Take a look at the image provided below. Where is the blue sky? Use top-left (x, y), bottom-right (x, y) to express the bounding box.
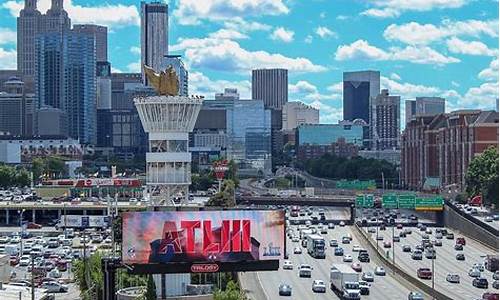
top-left (0, 0), bottom-right (498, 125)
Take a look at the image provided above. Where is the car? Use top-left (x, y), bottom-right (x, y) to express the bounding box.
top-left (436, 232), bottom-right (443, 239)
top-left (454, 244), bottom-right (464, 251)
top-left (283, 260), bottom-right (293, 270)
top-left (493, 280), bottom-right (499, 289)
top-left (359, 280), bottom-right (370, 295)
top-left (27, 222), bottom-right (42, 229)
top-left (334, 247), bottom-right (344, 256)
top-left (339, 221), bottom-right (345, 227)
top-left (456, 253), bottom-right (465, 261)
top-left (432, 239), bottom-right (442, 247)
top-left (446, 273), bottom-right (460, 283)
top-left (362, 272), bottom-right (374, 282)
top-left (408, 291), bottom-right (425, 300)
top-left (469, 268), bottom-right (482, 278)
top-left (342, 237), bottom-right (350, 244)
top-left (40, 281), bottom-right (68, 293)
top-left (291, 236), bottom-right (299, 242)
top-left (417, 268), bottom-right (432, 279)
top-left (9, 255), bottom-right (19, 266)
top-left (393, 236), bottom-right (400, 242)
top-left (0, 236), bottom-right (9, 244)
top-left (330, 239), bottom-right (338, 247)
top-left (48, 268), bottom-right (61, 279)
top-left (415, 244), bottom-right (424, 251)
top-left (473, 278), bottom-right (489, 289)
top-left (368, 228), bottom-right (376, 233)
top-left (397, 224), bottom-right (403, 229)
top-left (278, 283), bottom-right (292, 296)
top-left (402, 245), bottom-right (412, 252)
top-left (343, 254), bottom-right (353, 262)
top-left (328, 223), bottom-right (335, 229)
top-left (485, 216), bottom-right (494, 222)
top-left (456, 237), bottom-right (466, 246)
top-left (19, 255), bottom-right (30, 266)
top-left (483, 292), bottom-right (499, 300)
top-left (474, 263), bottom-right (485, 272)
top-left (421, 234), bottom-right (430, 240)
top-left (446, 233), bottom-right (455, 239)
top-left (358, 252), bottom-right (370, 263)
top-left (298, 264), bottom-right (312, 277)
top-left (311, 279), bottom-right (326, 293)
top-left (399, 231), bottom-right (407, 238)
top-left (383, 241), bottom-right (391, 248)
top-left (352, 245), bottom-right (362, 252)
top-left (494, 271), bottom-right (499, 280)
top-left (412, 250), bottom-right (423, 260)
top-left (405, 228), bottom-right (412, 235)
top-left (351, 262), bottom-right (362, 272)
top-left (129, 198), bottom-right (138, 204)
top-left (293, 247), bottom-right (302, 254)
top-left (374, 266), bottom-right (386, 276)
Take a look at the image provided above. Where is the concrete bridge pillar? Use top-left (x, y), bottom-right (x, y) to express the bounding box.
top-left (5, 209), bottom-right (9, 225)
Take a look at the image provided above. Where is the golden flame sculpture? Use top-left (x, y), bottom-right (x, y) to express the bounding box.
top-left (143, 64), bottom-right (179, 96)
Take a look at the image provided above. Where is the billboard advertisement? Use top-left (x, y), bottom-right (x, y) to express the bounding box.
top-left (122, 210), bottom-right (284, 273)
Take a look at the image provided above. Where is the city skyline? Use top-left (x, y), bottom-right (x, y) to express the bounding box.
top-left (0, 0), bottom-right (498, 125)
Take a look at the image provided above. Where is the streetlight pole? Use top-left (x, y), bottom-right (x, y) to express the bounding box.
top-left (18, 209), bottom-right (25, 255)
top-left (392, 224), bottom-right (395, 273)
top-left (376, 225), bottom-right (379, 251)
top-left (431, 251), bottom-right (435, 300)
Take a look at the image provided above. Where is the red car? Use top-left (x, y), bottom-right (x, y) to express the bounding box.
top-left (456, 237), bottom-right (466, 246)
top-left (483, 292), bottom-right (499, 300)
top-left (27, 222), bottom-right (42, 229)
top-left (9, 256), bottom-right (19, 266)
top-left (417, 268), bottom-right (432, 279)
top-left (351, 262), bottom-right (362, 272)
top-left (56, 260), bottom-right (68, 272)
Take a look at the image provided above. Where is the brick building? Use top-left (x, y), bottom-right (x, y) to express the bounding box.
top-left (401, 110), bottom-right (498, 190)
top-left (296, 138), bottom-right (359, 160)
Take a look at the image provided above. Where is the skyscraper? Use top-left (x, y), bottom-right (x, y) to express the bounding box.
top-left (43, 0), bottom-right (71, 35)
top-left (252, 68), bottom-right (288, 110)
top-left (17, 0), bottom-right (42, 78)
top-left (35, 31), bottom-right (97, 144)
top-left (73, 24), bottom-right (108, 62)
top-left (161, 55), bottom-right (188, 96)
top-left (371, 89), bottom-right (400, 150)
top-left (141, 1), bottom-right (168, 85)
top-left (405, 97), bottom-right (445, 125)
top-left (343, 70), bottom-right (380, 123)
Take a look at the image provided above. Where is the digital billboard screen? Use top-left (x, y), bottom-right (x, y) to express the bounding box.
top-left (122, 210), bottom-right (285, 273)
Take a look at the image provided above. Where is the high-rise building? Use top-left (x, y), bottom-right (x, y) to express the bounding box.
top-left (370, 89), bottom-right (400, 150)
top-left (73, 24), bottom-right (108, 62)
top-left (343, 70), bottom-right (380, 123)
top-left (35, 30), bottom-right (97, 144)
top-left (141, 1), bottom-right (168, 85)
top-left (252, 69), bottom-right (288, 110)
top-left (0, 77), bottom-right (35, 136)
top-left (215, 88), bottom-right (239, 101)
top-left (405, 97), bottom-right (445, 125)
top-left (161, 55), bottom-right (188, 96)
top-left (43, 0), bottom-right (71, 35)
top-left (17, 0), bottom-right (42, 78)
top-left (282, 101), bottom-right (319, 131)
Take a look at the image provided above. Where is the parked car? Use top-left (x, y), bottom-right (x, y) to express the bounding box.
top-left (41, 281), bottom-right (68, 293)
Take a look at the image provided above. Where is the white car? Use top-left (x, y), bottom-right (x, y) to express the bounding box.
top-left (298, 264), bottom-right (312, 277)
top-left (129, 198), bottom-right (138, 204)
top-left (374, 266), bottom-right (386, 276)
top-left (446, 273), bottom-right (460, 283)
top-left (0, 236), bottom-right (9, 244)
top-left (328, 223), bottom-right (335, 229)
top-left (352, 245), bottom-right (362, 252)
top-left (473, 263), bottom-right (485, 272)
top-left (339, 221), bottom-right (346, 227)
top-left (485, 216), bottom-right (493, 222)
top-left (48, 269), bottom-right (62, 279)
top-left (468, 268), bottom-right (481, 278)
top-left (283, 260), bottom-right (293, 270)
top-left (343, 254), bottom-right (353, 262)
top-left (293, 247), bottom-right (302, 254)
top-left (291, 236), bottom-right (299, 242)
top-left (312, 279), bottom-right (326, 293)
top-left (40, 281), bottom-right (68, 293)
top-left (19, 255), bottom-right (30, 266)
top-left (10, 236), bottom-right (21, 244)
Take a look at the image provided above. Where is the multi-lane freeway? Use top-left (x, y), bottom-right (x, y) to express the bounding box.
top-left (366, 225), bottom-right (497, 299)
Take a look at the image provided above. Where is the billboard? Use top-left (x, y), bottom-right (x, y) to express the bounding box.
top-left (122, 210), bottom-right (285, 274)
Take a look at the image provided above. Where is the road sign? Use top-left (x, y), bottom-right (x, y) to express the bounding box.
top-left (382, 194), bottom-right (398, 209)
top-left (415, 197), bottom-right (444, 211)
top-left (398, 194), bottom-right (416, 209)
top-left (364, 194), bottom-right (374, 208)
top-left (355, 195), bottom-right (364, 207)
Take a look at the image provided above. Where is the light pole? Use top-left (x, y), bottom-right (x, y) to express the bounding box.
top-left (18, 209), bottom-right (25, 255)
top-left (392, 224), bottom-right (395, 273)
top-left (431, 251), bottom-right (435, 300)
top-left (376, 225), bottom-right (379, 251)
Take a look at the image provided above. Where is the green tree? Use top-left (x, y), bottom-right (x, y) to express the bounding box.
top-left (144, 275), bottom-right (157, 300)
top-left (206, 180), bottom-right (236, 207)
top-left (214, 280), bottom-right (246, 300)
top-left (465, 146), bottom-right (499, 207)
top-left (0, 165), bottom-right (30, 188)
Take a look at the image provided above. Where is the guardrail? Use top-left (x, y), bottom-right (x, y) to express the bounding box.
top-left (444, 199), bottom-right (499, 236)
top-left (353, 223), bottom-right (453, 300)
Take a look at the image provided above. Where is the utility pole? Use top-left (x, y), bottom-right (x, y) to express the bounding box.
top-left (30, 254), bottom-right (35, 300)
top-left (431, 252), bottom-right (435, 300)
top-left (381, 172), bottom-right (385, 192)
top-left (392, 224), bottom-right (395, 273)
top-left (376, 225), bottom-right (379, 251)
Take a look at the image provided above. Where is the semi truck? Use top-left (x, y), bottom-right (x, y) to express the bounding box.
top-left (55, 215), bottom-right (109, 229)
top-left (330, 264), bottom-right (361, 300)
top-left (306, 234), bottom-right (326, 258)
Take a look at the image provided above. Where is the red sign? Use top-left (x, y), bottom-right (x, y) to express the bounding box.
top-left (191, 263), bottom-right (219, 273)
top-left (213, 160), bottom-right (228, 181)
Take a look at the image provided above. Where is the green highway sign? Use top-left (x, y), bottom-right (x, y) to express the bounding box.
top-left (382, 194), bottom-right (398, 209)
top-left (398, 194), bottom-right (416, 209)
top-left (355, 194), bottom-right (374, 208)
top-left (364, 194), bottom-right (374, 208)
top-left (355, 195), bottom-right (364, 207)
top-left (415, 197), bottom-right (444, 211)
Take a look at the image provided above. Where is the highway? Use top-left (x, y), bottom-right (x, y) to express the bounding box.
top-left (366, 225), bottom-right (497, 299)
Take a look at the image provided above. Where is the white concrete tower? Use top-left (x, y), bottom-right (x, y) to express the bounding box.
top-left (134, 95), bottom-right (202, 205)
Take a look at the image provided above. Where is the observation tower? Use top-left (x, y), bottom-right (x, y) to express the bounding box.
top-left (134, 65), bottom-right (202, 205)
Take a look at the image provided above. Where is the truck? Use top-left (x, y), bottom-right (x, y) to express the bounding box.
top-left (485, 255), bottom-right (499, 272)
top-left (56, 215), bottom-right (109, 230)
top-left (306, 234), bottom-right (325, 258)
top-left (330, 264), bottom-right (361, 300)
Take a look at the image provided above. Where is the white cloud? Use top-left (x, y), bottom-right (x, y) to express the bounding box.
top-left (111, 67), bottom-right (123, 73)
top-left (3, 0), bottom-right (140, 28)
top-left (451, 81), bottom-right (460, 87)
top-left (383, 19), bottom-right (499, 45)
top-left (189, 71), bottom-right (251, 99)
top-left (335, 39), bottom-right (460, 65)
top-left (130, 46), bottom-right (141, 55)
top-left (269, 27), bottom-right (294, 43)
top-left (289, 81), bottom-right (317, 94)
top-left (304, 35), bottom-right (313, 44)
top-left (126, 61), bottom-right (141, 73)
top-left (381, 76), bottom-right (442, 98)
top-left (0, 28), bottom-right (16, 45)
top-left (0, 48), bottom-right (16, 69)
top-left (478, 58), bottom-right (499, 81)
top-left (307, 100), bottom-right (343, 123)
top-left (461, 82), bottom-right (499, 108)
top-left (446, 37), bottom-right (498, 56)
top-left (171, 37), bottom-right (326, 73)
top-left (319, 12), bottom-right (326, 19)
top-left (390, 73), bottom-right (401, 80)
top-left (223, 17), bottom-right (271, 32)
top-left (336, 15), bottom-right (349, 21)
top-left (326, 82), bottom-right (343, 93)
top-left (361, 0), bottom-right (468, 18)
top-left (173, 0), bottom-right (289, 25)
top-left (315, 26), bottom-right (336, 39)
top-left (209, 29), bottom-right (249, 40)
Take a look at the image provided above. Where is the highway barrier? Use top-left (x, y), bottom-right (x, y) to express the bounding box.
top-left (353, 223), bottom-right (454, 300)
top-left (443, 200), bottom-right (498, 251)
